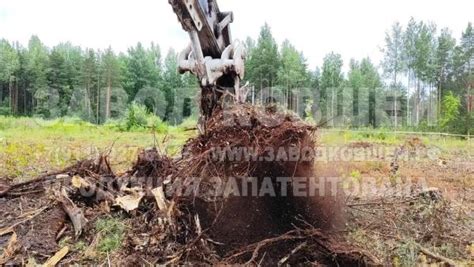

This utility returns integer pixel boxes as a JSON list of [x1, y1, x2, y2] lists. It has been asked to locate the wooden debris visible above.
[[0, 227, 14, 237], [58, 189, 86, 237], [0, 232, 18, 265], [278, 241, 307, 265], [151, 186, 168, 211], [71, 175, 114, 202], [43, 246, 69, 267], [419, 245, 457, 266], [115, 192, 145, 212]]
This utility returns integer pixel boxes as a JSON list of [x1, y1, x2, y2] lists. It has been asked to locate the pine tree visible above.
[[246, 23, 280, 89], [0, 39, 20, 114], [55, 42, 83, 105], [277, 40, 309, 110], [382, 22, 404, 127], [101, 47, 121, 120], [435, 28, 456, 118], [122, 42, 157, 101], [460, 22, 474, 135], [24, 36, 49, 116], [348, 59, 363, 126], [360, 58, 383, 127], [460, 23, 473, 93], [81, 49, 98, 121], [162, 49, 182, 122], [148, 42, 163, 88], [413, 21, 437, 125], [13, 44, 31, 115], [47, 47, 69, 117], [321, 52, 343, 126], [403, 18, 419, 125]]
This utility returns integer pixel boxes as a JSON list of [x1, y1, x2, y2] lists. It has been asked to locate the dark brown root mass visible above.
[[0, 105, 376, 266], [172, 105, 346, 256], [127, 148, 176, 178]]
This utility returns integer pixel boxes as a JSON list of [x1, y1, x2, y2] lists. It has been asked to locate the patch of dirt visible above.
[[20, 205, 66, 259], [404, 136, 426, 150], [346, 188, 473, 265], [349, 141, 373, 149]]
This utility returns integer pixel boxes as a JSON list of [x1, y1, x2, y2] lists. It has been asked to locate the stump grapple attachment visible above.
[[169, 0, 246, 121]]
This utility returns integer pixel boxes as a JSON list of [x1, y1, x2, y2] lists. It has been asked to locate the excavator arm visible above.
[[169, 0, 246, 123]]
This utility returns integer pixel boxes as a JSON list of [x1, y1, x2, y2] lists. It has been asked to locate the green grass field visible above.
[[0, 116, 196, 181], [1, 116, 472, 182]]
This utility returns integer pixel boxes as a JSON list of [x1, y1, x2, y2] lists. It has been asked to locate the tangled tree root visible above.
[[0, 105, 375, 266]]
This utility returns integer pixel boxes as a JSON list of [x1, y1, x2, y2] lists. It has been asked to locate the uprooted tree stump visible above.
[[172, 105, 346, 257], [0, 104, 377, 266]]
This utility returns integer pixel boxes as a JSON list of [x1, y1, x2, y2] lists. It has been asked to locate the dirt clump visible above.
[[127, 148, 176, 179]]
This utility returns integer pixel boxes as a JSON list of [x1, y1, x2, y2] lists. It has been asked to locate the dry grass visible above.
[[317, 131, 473, 265]]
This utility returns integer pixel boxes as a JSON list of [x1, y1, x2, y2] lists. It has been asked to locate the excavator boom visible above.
[[170, 0, 232, 58], [169, 0, 246, 124]]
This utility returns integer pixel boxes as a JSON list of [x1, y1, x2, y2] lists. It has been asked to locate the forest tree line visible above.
[[0, 37, 197, 124], [0, 18, 473, 133]]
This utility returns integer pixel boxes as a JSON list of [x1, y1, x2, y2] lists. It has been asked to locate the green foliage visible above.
[[73, 241, 87, 252], [0, 115, 195, 179], [0, 39, 193, 125], [27, 36, 50, 114], [95, 217, 125, 254], [47, 47, 69, 117], [0, 39, 20, 82], [246, 23, 281, 87], [124, 102, 151, 130], [101, 47, 122, 121], [321, 52, 344, 89], [393, 239, 418, 267], [440, 92, 461, 131], [382, 22, 405, 85], [277, 40, 309, 88], [435, 28, 456, 89], [162, 49, 182, 121], [0, 115, 40, 131], [121, 102, 168, 132], [122, 42, 161, 101], [342, 57, 387, 127], [178, 116, 198, 129], [80, 49, 99, 121], [0, 106, 11, 116], [320, 52, 344, 124]]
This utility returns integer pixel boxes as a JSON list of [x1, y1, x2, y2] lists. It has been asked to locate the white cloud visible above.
[[0, 0, 472, 69]]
